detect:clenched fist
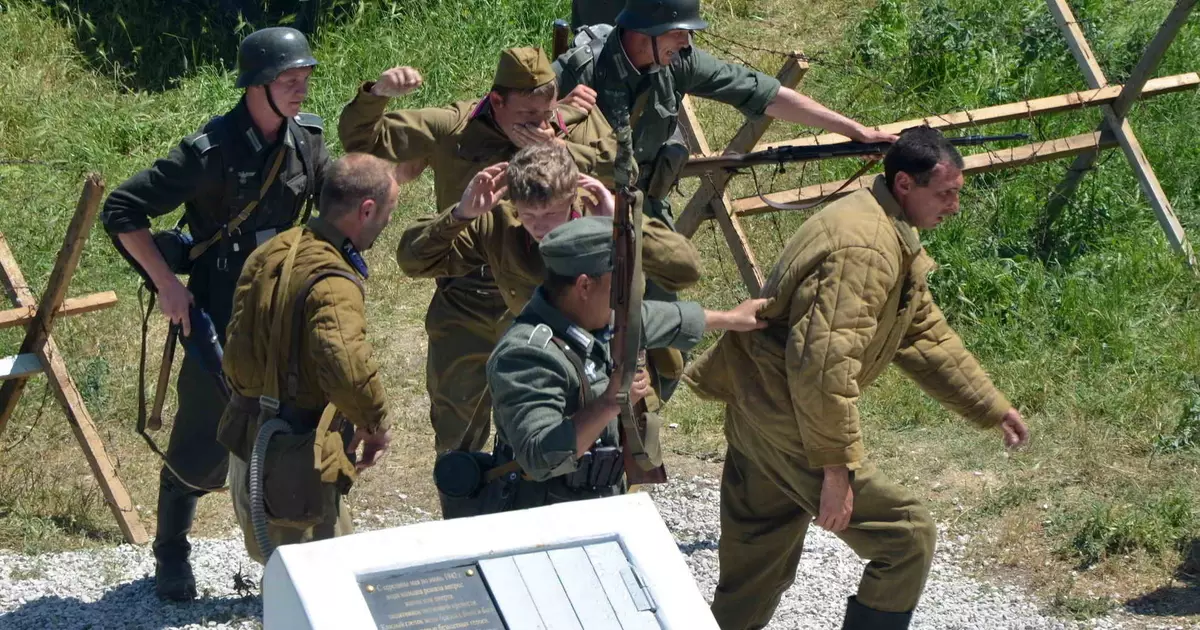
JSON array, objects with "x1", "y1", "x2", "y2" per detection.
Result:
[{"x1": 370, "y1": 66, "x2": 423, "y2": 98}]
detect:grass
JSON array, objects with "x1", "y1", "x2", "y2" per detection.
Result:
[{"x1": 1, "y1": 0, "x2": 1199, "y2": 621}]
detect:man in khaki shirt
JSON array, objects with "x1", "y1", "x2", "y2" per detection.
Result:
[
  {"x1": 339, "y1": 49, "x2": 618, "y2": 508},
  {"x1": 684, "y1": 128, "x2": 1030, "y2": 629}
]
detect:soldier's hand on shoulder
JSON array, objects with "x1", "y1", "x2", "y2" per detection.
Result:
[
  {"x1": 577, "y1": 174, "x2": 614, "y2": 217},
  {"x1": 371, "y1": 66, "x2": 423, "y2": 97},
  {"x1": 559, "y1": 85, "x2": 598, "y2": 113},
  {"x1": 454, "y1": 163, "x2": 509, "y2": 220},
  {"x1": 999, "y1": 408, "x2": 1029, "y2": 450},
  {"x1": 706, "y1": 298, "x2": 769, "y2": 332}
]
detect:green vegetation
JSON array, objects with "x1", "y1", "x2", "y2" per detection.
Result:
[{"x1": 1, "y1": 0, "x2": 1199, "y2": 615}]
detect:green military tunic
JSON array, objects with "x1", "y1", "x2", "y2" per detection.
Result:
[
  {"x1": 220, "y1": 217, "x2": 390, "y2": 563},
  {"x1": 553, "y1": 30, "x2": 781, "y2": 222},
  {"x1": 339, "y1": 88, "x2": 618, "y2": 453},
  {"x1": 396, "y1": 201, "x2": 702, "y2": 314},
  {"x1": 486, "y1": 289, "x2": 706, "y2": 508},
  {"x1": 101, "y1": 97, "x2": 330, "y2": 490}
]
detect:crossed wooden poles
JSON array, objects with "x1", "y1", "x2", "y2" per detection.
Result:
[
  {"x1": 676, "y1": 0, "x2": 1199, "y2": 296},
  {"x1": 0, "y1": 175, "x2": 148, "y2": 545}
]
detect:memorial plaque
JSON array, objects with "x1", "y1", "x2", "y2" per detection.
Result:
[{"x1": 358, "y1": 563, "x2": 506, "y2": 630}]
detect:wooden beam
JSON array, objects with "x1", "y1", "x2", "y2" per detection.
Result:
[
  {"x1": 0, "y1": 291, "x2": 119, "y2": 330},
  {"x1": 735, "y1": 132, "x2": 1119, "y2": 216},
  {"x1": 1044, "y1": 0, "x2": 1196, "y2": 266},
  {"x1": 676, "y1": 56, "x2": 809, "y2": 238},
  {"x1": 0, "y1": 354, "x2": 41, "y2": 381},
  {"x1": 0, "y1": 175, "x2": 105, "y2": 432},
  {"x1": 675, "y1": 96, "x2": 766, "y2": 294},
  {"x1": 0, "y1": 178, "x2": 148, "y2": 545},
  {"x1": 1046, "y1": 0, "x2": 1109, "y2": 88},
  {"x1": 749, "y1": 73, "x2": 1197, "y2": 151}
]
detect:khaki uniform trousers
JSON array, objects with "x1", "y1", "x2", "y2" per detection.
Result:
[
  {"x1": 425, "y1": 282, "x2": 510, "y2": 453},
  {"x1": 228, "y1": 455, "x2": 353, "y2": 565},
  {"x1": 713, "y1": 407, "x2": 936, "y2": 630}
]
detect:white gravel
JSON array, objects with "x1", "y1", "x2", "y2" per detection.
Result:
[{"x1": 0, "y1": 476, "x2": 1186, "y2": 629}]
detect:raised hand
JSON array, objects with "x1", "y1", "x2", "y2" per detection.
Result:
[
  {"x1": 453, "y1": 163, "x2": 509, "y2": 220},
  {"x1": 370, "y1": 66, "x2": 423, "y2": 98}
]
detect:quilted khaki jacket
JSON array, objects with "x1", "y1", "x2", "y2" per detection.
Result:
[{"x1": 683, "y1": 176, "x2": 1010, "y2": 470}]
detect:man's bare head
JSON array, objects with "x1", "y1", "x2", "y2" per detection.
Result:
[{"x1": 319, "y1": 153, "x2": 401, "y2": 250}]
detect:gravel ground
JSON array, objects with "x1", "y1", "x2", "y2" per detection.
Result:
[{"x1": 0, "y1": 476, "x2": 1191, "y2": 629}]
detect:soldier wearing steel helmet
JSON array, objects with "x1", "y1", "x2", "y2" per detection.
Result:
[
  {"x1": 554, "y1": 0, "x2": 898, "y2": 229},
  {"x1": 100, "y1": 26, "x2": 330, "y2": 601}
]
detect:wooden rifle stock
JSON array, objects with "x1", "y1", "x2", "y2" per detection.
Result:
[{"x1": 147, "y1": 325, "x2": 179, "y2": 431}]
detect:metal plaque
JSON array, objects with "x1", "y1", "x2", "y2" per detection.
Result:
[{"x1": 359, "y1": 563, "x2": 506, "y2": 630}]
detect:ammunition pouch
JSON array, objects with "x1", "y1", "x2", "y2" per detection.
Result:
[
  {"x1": 564, "y1": 446, "x2": 624, "y2": 491},
  {"x1": 644, "y1": 139, "x2": 689, "y2": 203}
]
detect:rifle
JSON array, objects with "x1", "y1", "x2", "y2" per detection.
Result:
[
  {"x1": 679, "y1": 133, "x2": 1030, "y2": 178},
  {"x1": 611, "y1": 113, "x2": 668, "y2": 486}
]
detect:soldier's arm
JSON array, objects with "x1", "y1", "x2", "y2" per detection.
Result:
[
  {"x1": 639, "y1": 300, "x2": 707, "y2": 350},
  {"x1": 487, "y1": 344, "x2": 590, "y2": 481},
  {"x1": 551, "y1": 54, "x2": 585, "y2": 97},
  {"x1": 305, "y1": 277, "x2": 390, "y2": 434},
  {"x1": 641, "y1": 215, "x2": 702, "y2": 291},
  {"x1": 893, "y1": 266, "x2": 1011, "y2": 428},
  {"x1": 395, "y1": 205, "x2": 494, "y2": 278},
  {"x1": 101, "y1": 138, "x2": 216, "y2": 235},
  {"x1": 675, "y1": 47, "x2": 781, "y2": 119},
  {"x1": 785, "y1": 246, "x2": 900, "y2": 471},
  {"x1": 559, "y1": 105, "x2": 618, "y2": 187},
  {"x1": 337, "y1": 85, "x2": 456, "y2": 160}
]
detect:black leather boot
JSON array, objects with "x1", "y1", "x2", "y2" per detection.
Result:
[
  {"x1": 153, "y1": 470, "x2": 200, "y2": 601},
  {"x1": 841, "y1": 596, "x2": 914, "y2": 630}
]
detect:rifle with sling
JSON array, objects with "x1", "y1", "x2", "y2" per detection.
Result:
[
  {"x1": 611, "y1": 111, "x2": 668, "y2": 486},
  {"x1": 679, "y1": 133, "x2": 1029, "y2": 178}
]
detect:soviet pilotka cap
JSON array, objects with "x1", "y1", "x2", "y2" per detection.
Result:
[
  {"x1": 493, "y1": 47, "x2": 557, "y2": 89},
  {"x1": 539, "y1": 217, "x2": 615, "y2": 278}
]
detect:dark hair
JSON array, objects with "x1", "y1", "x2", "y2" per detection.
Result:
[
  {"x1": 543, "y1": 269, "x2": 580, "y2": 302},
  {"x1": 318, "y1": 153, "x2": 397, "y2": 220},
  {"x1": 883, "y1": 126, "x2": 964, "y2": 189}
]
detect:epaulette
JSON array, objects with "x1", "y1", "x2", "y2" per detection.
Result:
[
  {"x1": 294, "y1": 112, "x2": 324, "y2": 134},
  {"x1": 525, "y1": 324, "x2": 554, "y2": 350},
  {"x1": 183, "y1": 132, "x2": 219, "y2": 155}
]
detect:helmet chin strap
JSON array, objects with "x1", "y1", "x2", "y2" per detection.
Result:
[
  {"x1": 650, "y1": 34, "x2": 665, "y2": 66},
  {"x1": 264, "y1": 83, "x2": 289, "y2": 122}
]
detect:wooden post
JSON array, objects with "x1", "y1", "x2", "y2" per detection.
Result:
[
  {"x1": 676, "y1": 56, "x2": 809, "y2": 237},
  {"x1": 1043, "y1": 0, "x2": 1196, "y2": 266},
  {"x1": 0, "y1": 175, "x2": 149, "y2": 545},
  {"x1": 673, "y1": 55, "x2": 809, "y2": 295},
  {"x1": 676, "y1": 96, "x2": 767, "y2": 294}
]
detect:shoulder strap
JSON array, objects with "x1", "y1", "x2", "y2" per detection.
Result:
[
  {"x1": 261, "y1": 231, "x2": 304, "y2": 410},
  {"x1": 549, "y1": 337, "x2": 594, "y2": 409},
  {"x1": 285, "y1": 268, "x2": 364, "y2": 401},
  {"x1": 189, "y1": 140, "x2": 288, "y2": 262}
]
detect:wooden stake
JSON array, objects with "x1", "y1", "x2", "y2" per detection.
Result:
[
  {"x1": 0, "y1": 291, "x2": 119, "y2": 330},
  {"x1": 1044, "y1": 0, "x2": 1196, "y2": 266},
  {"x1": 751, "y1": 73, "x2": 1197, "y2": 151},
  {"x1": 0, "y1": 176, "x2": 148, "y2": 545},
  {"x1": 676, "y1": 56, "x2": 809, "y2": 238}
]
